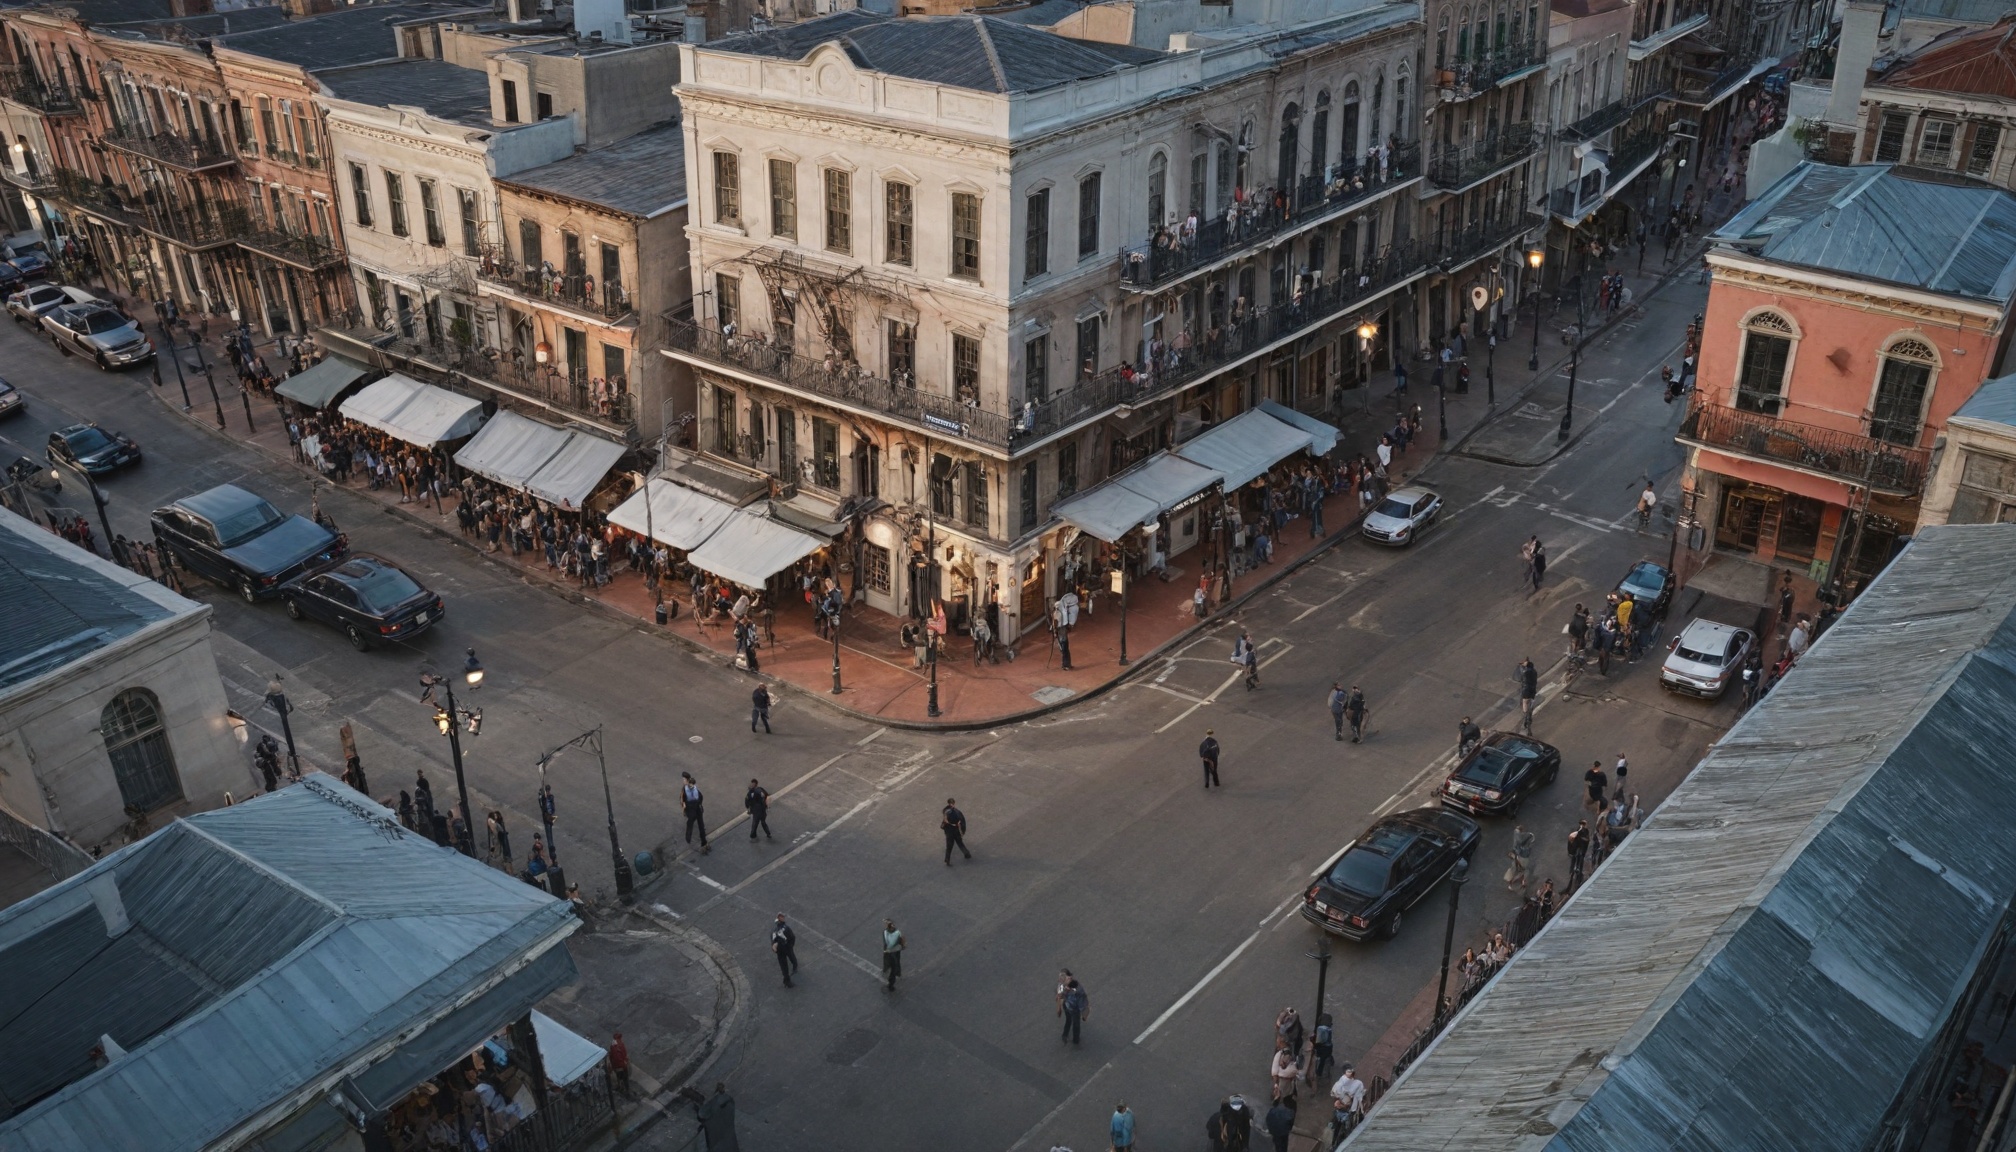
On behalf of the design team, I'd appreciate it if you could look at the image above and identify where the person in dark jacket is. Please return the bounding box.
[1345,687,1367,743]
[941,798,971,864]
[745,779,772,841]
[750,684,772,733]
[770,913,798,986]
[1200,729,1222,787]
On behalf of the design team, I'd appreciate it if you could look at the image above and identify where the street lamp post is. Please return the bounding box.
[1558,275,1585,444]
[157,318,192,412]
[419,648,485,857]
[534,726,633,902]
[1306,936,1333,1056]
[1434,856,1471,1028]
[926,631,941,718]
[263,674,301,780]
[53,460,115,558]
[1356,321,1378,414]
[1116,538,1132,666]
[1525,248,1545,371]
[1486,330,1497,407]
[186,338,227,431]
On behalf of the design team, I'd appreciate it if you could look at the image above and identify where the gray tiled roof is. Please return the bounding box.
[713,9,1168,93]
[0,508,181,693]
[317,57,493,126]
[215,2,483,71]
[0,776,579,1150]
[499,119,685,216]
[1955,372,2016,427]
[106,5,292,37]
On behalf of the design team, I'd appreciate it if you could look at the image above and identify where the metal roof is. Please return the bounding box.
[1954,371,2016,426]
[214,3,483,71]
[1877,15,2016,97]
[1343,524,2016,1152]
[1712,163,2016,303]
[317,58,494,127]
[0,776,578,1151]
[710,9,1169,94]
[500,120,686,217]
[0,507,186,693]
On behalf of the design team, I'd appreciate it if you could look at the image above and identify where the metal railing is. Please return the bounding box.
[52,170,248,249]
[241,229,344,271]
[1559,98,1634,144]
[1428,215,1533,270]
[0,163,56,193]
[1118,145,1421,291]
[1431,42,1543,101]
[476,255,635,321]
[1427,123,1536,190]
[103,127,237,172]
[0,64,82,114]
[1678,403,1930,495]
[1608,126,1665,177]
[1676,52,1756,104]
[488,1065,616,1152]
[458,347,637,428]
[1388,895,1558,1084]
[0,800,95,882]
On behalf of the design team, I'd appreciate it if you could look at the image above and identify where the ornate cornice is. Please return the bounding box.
[678,92,1010,164]
[1710,259,1994,331]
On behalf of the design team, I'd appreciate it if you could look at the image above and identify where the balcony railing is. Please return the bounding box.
[1431,42,1543,101]
[1559,99,1634,144]
[104,127,237,172]
[0,163,56,193]
[1428,123,1537,191]
[1678,403,1930,496]
[476,256,636,322]
[671,240,1427,452]
[460,349,636,428]
[1428,215,1534,270]
[240,229,345,271]
[1118,145,1420,291]
[1675,51,1756,105]
[51,169,247,249]
[0,65,82,114]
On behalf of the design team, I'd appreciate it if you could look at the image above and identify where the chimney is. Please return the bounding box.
[1825,0,1884,128]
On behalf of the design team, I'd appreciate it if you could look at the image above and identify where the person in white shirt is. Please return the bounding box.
[1786,617,1810,661]
[1331,1065,1367,1114]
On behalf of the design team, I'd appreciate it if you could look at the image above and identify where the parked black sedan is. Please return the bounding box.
[1302,807,1481,941]
[48,422,141,475]
[150,483,347,602]
[1438,732,1561,817]
[280,555,443,651]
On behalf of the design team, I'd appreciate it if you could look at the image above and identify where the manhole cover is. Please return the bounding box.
[825,1028,881,1065]
[1031,686,1076,705]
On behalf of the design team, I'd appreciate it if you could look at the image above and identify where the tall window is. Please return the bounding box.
[1057,440,1078,497]
[520,218,542,271]
[257,95,278,155]
[713,152,741,225]
[1869,339,1935,445]
[716,273,740,330]
[1077,315,1100,379]
[101,689,181,812]
[1020,462,1038,533]
[952,192,981,280]
[884,180,913,265]
[1311,92,1330,179]
[963,461,988,528]
[930,454,955,516]
[1024,333,1048,403]
[349,162,372,227]
[824,168,851,254]
[601,242,622,293]
[812,418,840,489]
[1969,123,2002,177]
[953,333,981,403]
[1025,188,1050,279]
[1919,119,1957,167]
[1189,154,1207,215]
[1077,172,1101,259]
[385,171,408,237]
[1734,312,1794,415]
[769,158,796,239]
[501,79,520,123]
[561,229,583,278]
[1875,111,1908,163]
[457,188,479,255]
[887,320,915,385]
[1147,153,1166,230]
[418,178,443,247]
[296,103,317,166]
[1216,140,1233,206]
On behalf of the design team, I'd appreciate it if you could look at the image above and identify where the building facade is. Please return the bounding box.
[1920,372,2016,527]
[1849,14,2016,188]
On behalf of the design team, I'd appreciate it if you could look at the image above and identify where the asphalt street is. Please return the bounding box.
[0,270,1737,1152]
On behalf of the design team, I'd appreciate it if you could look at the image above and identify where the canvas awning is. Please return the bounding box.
[1051,451,1224,543]
[273,356,367,409]
[528,1011,605,1087]
[1175,409,1317,488]
[525,433,626,509]
[605,478,740,552]
[685,508,827,590]
[1257,400,1341,456]
[454,411,572,491]
[340,373,487,446]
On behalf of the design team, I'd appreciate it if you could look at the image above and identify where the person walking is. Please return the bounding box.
[1345,686,1367,743]
[1329,1065,1366,1145]
[1307,1013,1335,1085]
[1264,1095,1297,1152]
[1613,753,1629,794]
[1787,615,1811,662]
[1568,604,1589,657]
[486,809,514,870]
[1200,729,1222,787]
[1233,629,1259,691]
[1583,761,1608,814]
[1218,1094,1256,1152]
[1505,824,1535,893]
[771,912,798,986]
[1328,682,1349,740]
[1269,1039,1300,1102]
[1515,658,1538,734]
[1110,1102,1135,1152]
[880,918,905,991]
[745,779,773,841]
[681,772,709,854]
[1529,539,1547,593]
[750,684,772,733]
[1060,976,1089,1044]
[1520,535,1539,587]
[941,797,972,863]
[1778,573,1796,639]
[1457,715,1481,755]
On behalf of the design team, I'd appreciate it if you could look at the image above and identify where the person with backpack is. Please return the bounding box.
[1344,686,1368,743]
[1060,977,1090,1045]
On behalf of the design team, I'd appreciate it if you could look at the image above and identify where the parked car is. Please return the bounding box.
[0,378,22,419]
[47,422,141,475]
[43,302,153,368]
[0,262,21,295]
[1438,732,1561,817]
[280,554,443,651]
[1302,807,1481,941]
[1360,486,1444,546]
[7,283,96,324]
[1659,618,1756,699]
[1615,560,1673,619]
[7,249,50,280]
[150,484,347,603]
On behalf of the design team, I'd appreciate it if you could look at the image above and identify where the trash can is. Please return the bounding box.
[633,850,656,877]
[654,602,668,626]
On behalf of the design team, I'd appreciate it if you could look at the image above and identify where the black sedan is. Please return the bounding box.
[281,555,443,651]
[0,378,21,419]
[1615,560,1673,619]
[1302,807,1481,941]
[1438,732,1561,817]
[150,483,347,602]
[48,422,141,475]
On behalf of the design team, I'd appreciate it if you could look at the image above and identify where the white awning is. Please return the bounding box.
[1052,451,1224,543]
[340,373,487,446]
[685,508,827,590]
[1112,451,1224,510]
[605,478,740,552]
[273,355,367,409]
[525,433,626,509]
[1176,409,1316,489]
[454,411,571,490]
[1257,400,1341,456]
[528,1011,604,1088]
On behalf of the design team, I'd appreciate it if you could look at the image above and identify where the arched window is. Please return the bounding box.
[1869,338,1937,445]
[1735,311,1796,416]
[1311,91,1331,180]
[1277,103,1301,194]
[1146,151,1167,229]
[1456,8,1471,61]
[1341,81,1362,161]
[1394,71,1409,136]
[1436,13,1450,68]
[101,689,181,813]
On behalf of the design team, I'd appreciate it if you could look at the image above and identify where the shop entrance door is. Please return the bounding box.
[1019,555,1046,631]
[1717,486,1775,553]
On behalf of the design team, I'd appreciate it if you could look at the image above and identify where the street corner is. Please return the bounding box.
[1457,399,1603,467]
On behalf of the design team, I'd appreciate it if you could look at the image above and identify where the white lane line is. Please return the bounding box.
[1005,1060,1118,1152]
[1153,695,1212,734]
[857,727,888,746]
[1154,643,1297,732]
[694,873,729,892]
[1471,485,1505,507]
[1293,584,1354,623]
[1146,682,1211,706]
[1135,889,1298,1045]
[692,797,877,917]
[711,747,857,838]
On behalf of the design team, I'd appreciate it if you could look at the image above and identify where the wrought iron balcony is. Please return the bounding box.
[1428,215,1534,270]
[0,65,82,115]
[1675,47,1759,106]
[52,170,248,250]
[458,348,636,429]
[0,163,56,193]
[103,127,237,172]
[1428,124,1537,191]
[1118,145,1420,291]
[1559,99,1634,144]
[1431,42,1544,102]
[1677,403,1931,496]
[240,229,345,272]
[475,254,635,322]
